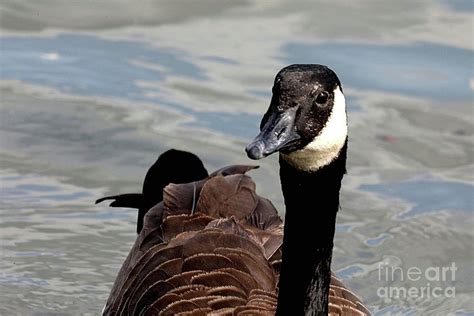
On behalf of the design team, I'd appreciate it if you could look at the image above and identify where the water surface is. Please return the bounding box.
[1,1,473,314]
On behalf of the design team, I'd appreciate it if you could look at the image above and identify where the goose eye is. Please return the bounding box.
[315,91,329,106]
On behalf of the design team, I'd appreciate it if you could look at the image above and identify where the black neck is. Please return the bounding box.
[276,140,347,316]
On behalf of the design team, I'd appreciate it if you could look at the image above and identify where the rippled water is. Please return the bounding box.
[1,1,473,314]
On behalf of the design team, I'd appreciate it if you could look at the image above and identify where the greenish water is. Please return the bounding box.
[1,1,473,314]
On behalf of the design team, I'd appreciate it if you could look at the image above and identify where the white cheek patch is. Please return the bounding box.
[281,86,347,172]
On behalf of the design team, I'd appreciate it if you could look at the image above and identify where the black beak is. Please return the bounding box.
[246,106,300,160]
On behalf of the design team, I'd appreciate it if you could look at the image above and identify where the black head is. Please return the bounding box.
[143,149,208,199]
[246,64,347,171]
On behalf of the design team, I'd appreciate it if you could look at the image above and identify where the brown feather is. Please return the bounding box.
[131,280,174,315]
[208,296,248,309]
[182,253,235,272]
[145,292,180,313]
[159,299,201,315]
[191,271,248,292]
[207,286,247,299]
[102,165,370,315]
[196,174,258,220]
[174,307,213,316]
[166,270,204,288]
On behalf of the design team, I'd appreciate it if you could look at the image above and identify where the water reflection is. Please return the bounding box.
[1,34,206,100]
[284,42,473,100]
[1,0,473,314]
[361,180,473,219]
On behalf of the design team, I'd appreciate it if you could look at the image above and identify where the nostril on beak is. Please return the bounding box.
[276,127,286,139]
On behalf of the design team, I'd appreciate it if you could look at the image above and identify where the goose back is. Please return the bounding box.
[102,164,369,315]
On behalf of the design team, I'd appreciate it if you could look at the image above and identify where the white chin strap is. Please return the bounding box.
[281,86,347,172]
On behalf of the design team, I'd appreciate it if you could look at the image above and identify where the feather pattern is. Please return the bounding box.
[102,165,369,315]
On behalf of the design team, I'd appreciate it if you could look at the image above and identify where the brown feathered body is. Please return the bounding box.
[103,166,369,315]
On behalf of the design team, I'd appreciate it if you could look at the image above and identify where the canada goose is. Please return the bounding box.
[96,149,209,234]
[99,64,370,315]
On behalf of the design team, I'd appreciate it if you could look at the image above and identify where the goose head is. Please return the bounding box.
[246,64,347,172]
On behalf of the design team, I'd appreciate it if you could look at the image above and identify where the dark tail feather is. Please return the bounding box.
[95,193,145,210]
[96,149,209,235]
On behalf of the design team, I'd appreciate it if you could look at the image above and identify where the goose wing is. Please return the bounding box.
[102,165,369,315]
